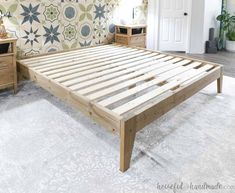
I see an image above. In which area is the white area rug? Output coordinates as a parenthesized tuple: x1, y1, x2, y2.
(0, 76, 235, 193)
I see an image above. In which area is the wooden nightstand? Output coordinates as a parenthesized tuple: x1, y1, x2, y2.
(0, 37, 17, 93)
(115, 24, 147, 48)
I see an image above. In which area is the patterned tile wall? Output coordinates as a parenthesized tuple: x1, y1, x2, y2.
(0, 0, 148, 58)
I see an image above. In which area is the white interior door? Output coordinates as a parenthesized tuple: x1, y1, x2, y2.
(159, 0, 189, 51)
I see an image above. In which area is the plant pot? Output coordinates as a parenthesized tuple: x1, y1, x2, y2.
(226, 40, 235, 52)
(0, 43, 10, 54)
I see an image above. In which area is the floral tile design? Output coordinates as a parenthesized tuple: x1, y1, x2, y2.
(79, 21, 93, 39)
(63, 24, 77, 41)
(22, 27, 40, 46)
(79, 40, 92, 47)
(62, 4, 78, 22)
(43, 24, 60, 44)
(2, 0, 148, 58)
(79, 3, 93, 21)
(20, 3, 40, 24)
(94, 4, 106, 20)
(43, 4, 60, 22)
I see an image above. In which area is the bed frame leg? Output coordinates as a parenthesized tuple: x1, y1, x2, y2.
(120, 120, 136, 172)
(217, 68, 223, 93)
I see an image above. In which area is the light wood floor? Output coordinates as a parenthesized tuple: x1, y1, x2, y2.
(169, 51, 235, 78)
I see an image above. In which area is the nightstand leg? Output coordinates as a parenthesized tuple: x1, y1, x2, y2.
(13, 84, 17, 94)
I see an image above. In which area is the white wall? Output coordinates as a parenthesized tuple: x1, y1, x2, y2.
(189, 0, 205, 53)
(147, 0, 221, 54)
(191, 0, 221, 53)
(147, 0, 158, 50)
(227, 0, 235, 13)
(203, 0, 221, 46)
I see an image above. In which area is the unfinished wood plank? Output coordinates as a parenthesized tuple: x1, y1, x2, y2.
(117, 44, 221, 68)
(120, 119, 136, 172)
(36, 50, 146, 74)
(123, 67, 222, 131)
(113, 81, 181, 115)
(26, 67, 122, 133)
(168, 65, 214, 85)
(62, 55, 175, 87)
(217, 66, 223, 93)
(52, 53, 164, 81)
(69, 56, 176, 91)
(112, 64, 215, 115)
(34, 48, 142, 71)
(43, 53, 158, 76)
(20, 45, 112, 62)
(98, 62, 203, 107)
(74, 59, 191, 95)
(31, 47, 134, 68)
(45, 52, 163, 77)
(181, 64, 214, 85)
(23, 45, 132, 65)
(21, 46, 124, 67)
(87, 58, 184, 100)
(46, 53, 162, 78)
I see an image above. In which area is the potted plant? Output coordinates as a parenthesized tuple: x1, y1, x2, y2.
(217, 10, 235, 52)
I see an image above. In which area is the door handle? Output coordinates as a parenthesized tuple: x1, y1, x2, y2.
(184, 12, 188, 16)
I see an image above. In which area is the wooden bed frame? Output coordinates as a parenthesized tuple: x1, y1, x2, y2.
(17, 44, 223, 172)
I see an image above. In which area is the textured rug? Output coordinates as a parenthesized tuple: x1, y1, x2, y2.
(0, 77, 235, 193)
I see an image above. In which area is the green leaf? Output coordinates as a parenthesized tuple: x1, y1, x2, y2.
(71, 41, 78, 49)
(87, 13, 92, 20)
(8, 17, 19, 25)
(79, 13, 86, 21)
(0, 5, 6, 13)
(79, 4, 86, 12)
(62, 43, 70, 50)
(216, 15, 223, 21)
(8, 4, 18, 13)
(227, 31, 235, 41)
(87, 4, 93, 11)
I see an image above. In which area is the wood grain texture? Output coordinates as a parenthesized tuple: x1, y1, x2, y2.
(0, 38, 17, 93)
(115, 25, 147, 48)
(17, 44, 223, 172)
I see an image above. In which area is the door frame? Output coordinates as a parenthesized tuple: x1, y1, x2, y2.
(147, 0, 192, 53)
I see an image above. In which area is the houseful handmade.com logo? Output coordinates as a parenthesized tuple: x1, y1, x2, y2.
(156, 182, 235, 192)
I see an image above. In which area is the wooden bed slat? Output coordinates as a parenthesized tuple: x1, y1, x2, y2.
(181, 64, 215, 85)
(73, 58, 191, 94)
(31, 46, 140, 68)
(54, 53, 162, 83)
(46, 53, 163, 78)
(44, 52, 164, 77)
(112, 64, 213, 115)
(20, 45, 113, 62)
(70, 57, 176, 91)
(22, 45, 133, 65)
(51, 54, 163, 81)
(87, 57, 184, 100)
(34, 48, 143, 71)
(98, 62, 203, 107)
(62, 55, 175, 87)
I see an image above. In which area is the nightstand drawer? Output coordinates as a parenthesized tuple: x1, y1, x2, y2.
(130, 36, 146, 44)
(115, 36, 128, 45)
(0, 38, 17, 93)
(0, 56, 13, 70)
(0, 68, 14, 85)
